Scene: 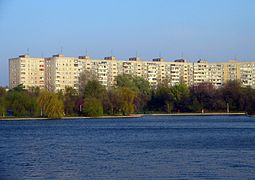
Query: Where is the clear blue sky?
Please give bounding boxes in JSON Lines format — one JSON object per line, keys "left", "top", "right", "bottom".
{"left": 0, "top": 0, "right": 255, "bottom": 86}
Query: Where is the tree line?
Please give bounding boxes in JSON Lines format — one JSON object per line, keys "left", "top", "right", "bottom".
{"left": 0, "top": 74, "right": 255, "bottom": 119}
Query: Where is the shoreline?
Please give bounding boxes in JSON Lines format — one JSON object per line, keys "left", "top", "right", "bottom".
{"left": 0, "top": 114, "right": 144, "bottom": 121}
{"left": 0, "top": 112, "right": 249, "bottom": 121}
{"left": 151, "top": 112, "right": 247, "bottom": 116}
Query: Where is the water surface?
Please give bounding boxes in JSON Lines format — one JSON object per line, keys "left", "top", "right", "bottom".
{"left": 0, "top": 115, "right": 255, "bottom": 179}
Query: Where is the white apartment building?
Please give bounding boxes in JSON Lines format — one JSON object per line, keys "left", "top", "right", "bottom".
{"left": 45, "top": 54, "right": 84, "bottom": 92}
{"left": 9, "top": 54, "right": 255, "bottom": 91}
{"left": 9, "top": 55, "right": 45, "bottom": 89}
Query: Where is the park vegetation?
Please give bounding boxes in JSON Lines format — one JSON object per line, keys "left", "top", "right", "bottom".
{"left": 0, "top": 74, "right": 255, "bottom": 119}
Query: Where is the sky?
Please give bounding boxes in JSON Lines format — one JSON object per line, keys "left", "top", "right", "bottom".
{"left": 0, "top": 0, "right": 255, "bottom": 86}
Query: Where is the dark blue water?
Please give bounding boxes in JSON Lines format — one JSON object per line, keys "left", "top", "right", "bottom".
{"left": 1, "top": 115, "right": 255, "bottom": 179}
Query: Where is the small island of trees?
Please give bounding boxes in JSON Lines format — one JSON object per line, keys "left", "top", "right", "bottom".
{"left": 0, "top": 74, "right": 255, "bottom": 119}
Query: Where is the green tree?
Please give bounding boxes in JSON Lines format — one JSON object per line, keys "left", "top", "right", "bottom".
{"left": 170, "top": 84, "right": 190, "bottom": 112}
{"left": 190, "top": 83, "right": 216, "bottom": 112}
{"left": 0, "top": 97, "right": 5, "bottom": 117}
{"left": 148, "top": 84, "right": 173, "bottom": 113}
{"left": 188, "top": 96, "right": 202, "bottom": 112}
{"left": 116, "top": 74, "right": 137, "bottom": 91}
{"left": 221, "top": 80, "right": 243, "bottom": 112}
{"left": 38, "top": 91, "right": 64, "bottom": 119}
{"left": 83, "top": 97, "right": 103, "bottom": 117}
{"left": 12, "top": 84, "right": 26, "bottom": 92}
{"left": 45, "top": 95, "right": 64, "bottom": 119}
{"left": 0, "top": 87, "right": 6, "bottom": 117}
{"left": 117, "top": 87, "right": 136, "bottom": 115}
{"left": 103, "top": 89, "right": 121, "bottom": 115}
{"left": 243, "top": 87, "right": 255, "bottom": 114}
{"left": 6, "top": 88, "right": 39, "bottom": 117}
{"left": 116, "top": 74, "right": 151, "bottom": 112}
{"left": 63, "top": 86, "right": 79, "bottom": 116}
{"left": 79, "top": 70, "right": 97, "bottom": 94}
{"left": 83, "top": 80, "right": 106, "bottom": 99}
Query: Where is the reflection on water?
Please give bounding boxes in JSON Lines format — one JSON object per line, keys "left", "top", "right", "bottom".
{"left": 0, "top": 115, "right": 255, "bottom": 179}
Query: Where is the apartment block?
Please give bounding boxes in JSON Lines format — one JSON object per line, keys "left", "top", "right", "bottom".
{"left": 9, "top": 55, "right": 45, "bottom": 89}
{"left": 45, "top": 54, "right": 84, "bottom": 92}
{"left": 9, "top": 54, "right": 255, "bottom": 91}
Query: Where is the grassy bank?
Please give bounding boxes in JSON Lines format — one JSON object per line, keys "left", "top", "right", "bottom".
{"left": 151, "top": 112, "right": 247, "bottom": 116}
{"left": 0, "top": 112, "right": 250, "bottom": 121}
{"left": 0, "top": 114, "right": 144, "bottom": 120}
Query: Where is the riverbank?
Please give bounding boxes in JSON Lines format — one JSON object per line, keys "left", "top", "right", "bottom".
{"left": 151, "top": 112, "right": 247, "bottom": 116}
{"left": 0, "top": 112, "right": 249, "bottom": 121}
{"left": 0, "top": 114, "right": 144, "bottom": 121}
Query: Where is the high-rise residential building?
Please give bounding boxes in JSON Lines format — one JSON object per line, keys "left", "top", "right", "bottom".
{"left": 9, "top": 55, "right": 45, "bottom": 89}
{"left": 9, "top": 54, "right": 255, "bottom": 91}
{"left": 45, "top": 54, "right": 85, "bottom": 92}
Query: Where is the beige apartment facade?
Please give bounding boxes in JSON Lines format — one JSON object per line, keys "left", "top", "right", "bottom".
{"left": 9, "top": 54, "right": 255, "bottom": 91}
{"left": 9, "top": 55, "right": 45, "bottom": 89}
{"left": 45, "top": 54, "right": 85, "bottom": 92}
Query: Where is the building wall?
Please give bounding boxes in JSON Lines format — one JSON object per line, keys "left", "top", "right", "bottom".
{"left": 9, "top": 54, "right": 255, "bottom": 91}
{"left": 9, "top": 55, "right": 44, "bottom": 89}
{"left": 45, "top": 54, "right": 84, "bottom": 92}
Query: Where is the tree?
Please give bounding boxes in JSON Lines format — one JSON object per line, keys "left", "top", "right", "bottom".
{"left": 170, "top": 84, "right": 190, "bottom": 112}
{"left": 148, "top": 84, "right": 173, "bottom": 113}
{"left": 103, "top": 89, "right": 122, "bottom": 115}
{"left": 0, "top": 87, "right": 6, "bottom": 96}
{"left": 79, "top": 70, "right": 97, "bottom": 94}
{"left": 6, "top": 88, "right": 39, "bottom": 117}
{"left": 45, "top": 95, "right": 64, "bottom": 119}
{"left": 83, "top": 80, "right": 106, "bottom": 99}
{"left": 188, "top": 96, "right": 202, "bottom": 112}
{"left": 243, "top": 87, "right": 255, "bottom": 114}
{"left": 116, "top": 74, "right": 138, "bottom": 91}
{"left": 63, "top": 86, "right": 79, "bottom": 116}
{"left": 117, "top": 87, "right": 136, "bottom": 115}
{"left": 12, "top": 84, "right": 26, "bottom": 92}
{"left": 220, "top": 80, "right": 243, "bottom": 112}
{"left": 0, "top": 97, "right": 5, "bottom": 117}
{"left": 27, "top": 86, "right": 41, "bottom": 97}
{"left": 83, "top": 97, "right": 103, "bottom": 117}
{"left": 116, "top": 74, "right": 151, "bottom": 112}
{"left": 190, "top": 83, "right": 216, "bottom": 112}
{"left": 38, "top": 91, "right": 64, "bottom": 119}
{"left": 0, "top": 87, "right": 6, "bottom": 117}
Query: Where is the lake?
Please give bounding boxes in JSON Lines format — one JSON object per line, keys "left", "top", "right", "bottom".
{"left": 0, "top": 115, "right": 255, "bottom": 179}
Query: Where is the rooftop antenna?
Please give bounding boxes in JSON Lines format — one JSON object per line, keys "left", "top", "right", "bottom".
{"left": 110, "top": 49, "right": 113, "bottom": 56}
{"left": 26, "top": 48, "right": 30, "bottom": 55}
{"left": 234, "top": 54, "right": 237, "bottom": 60}
{"left": 60, "top": 46, "right": 63, "bottom": 54}
{"left": 136, "top": 50, "right": 138, "bottom": 58}
{"left": 85, "top": 48, "right": 88, "bottom": 56}
{"left": 159, "top": 52, "right": 162, "bottom": 58}
{"left": 181, "top": 51, "right": 184, "bottom": 59}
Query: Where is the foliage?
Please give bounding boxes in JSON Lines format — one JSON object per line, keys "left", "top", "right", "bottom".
{"left": 116, "top": 74, "right": 151, "bottom": 112}
{"left": 79, "top": 70, "right": 97, "bottom": 94}
{"left": 2, "top": 77, "right": 255, "bottom": 118}
{"left": 148, "top": 83, "right": 190, "bottom": 113}
{"left": 83, "top": 97, "right": 103, "bottom": 117}
{"left": 38, "top": 90, "right": 64, "bottom": 119}
{"left": 102, "top": 89, "right": 122, "bottom": 115}
{"left": 83, "top": 80, "right": 106, "bottom": 99}
{"left": 117, "top": 87, "right": 136, "bottom": 115}
{"left": 116, "top": 74, "right": 151, "bottom": 95}
{"left": 6, "top": 88, "right": 39, "bottom": 117}
{"left": 0, "top": 87, "right": 6, "bottom": 117}
{"left": 148, "top": 84, "right": 173, "bottom": 112}
{"left": 63, "top": 86, "right": 79, "bottom": 116}
{"left": 0, "top": 97, "right": 5, "bottom": 117}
